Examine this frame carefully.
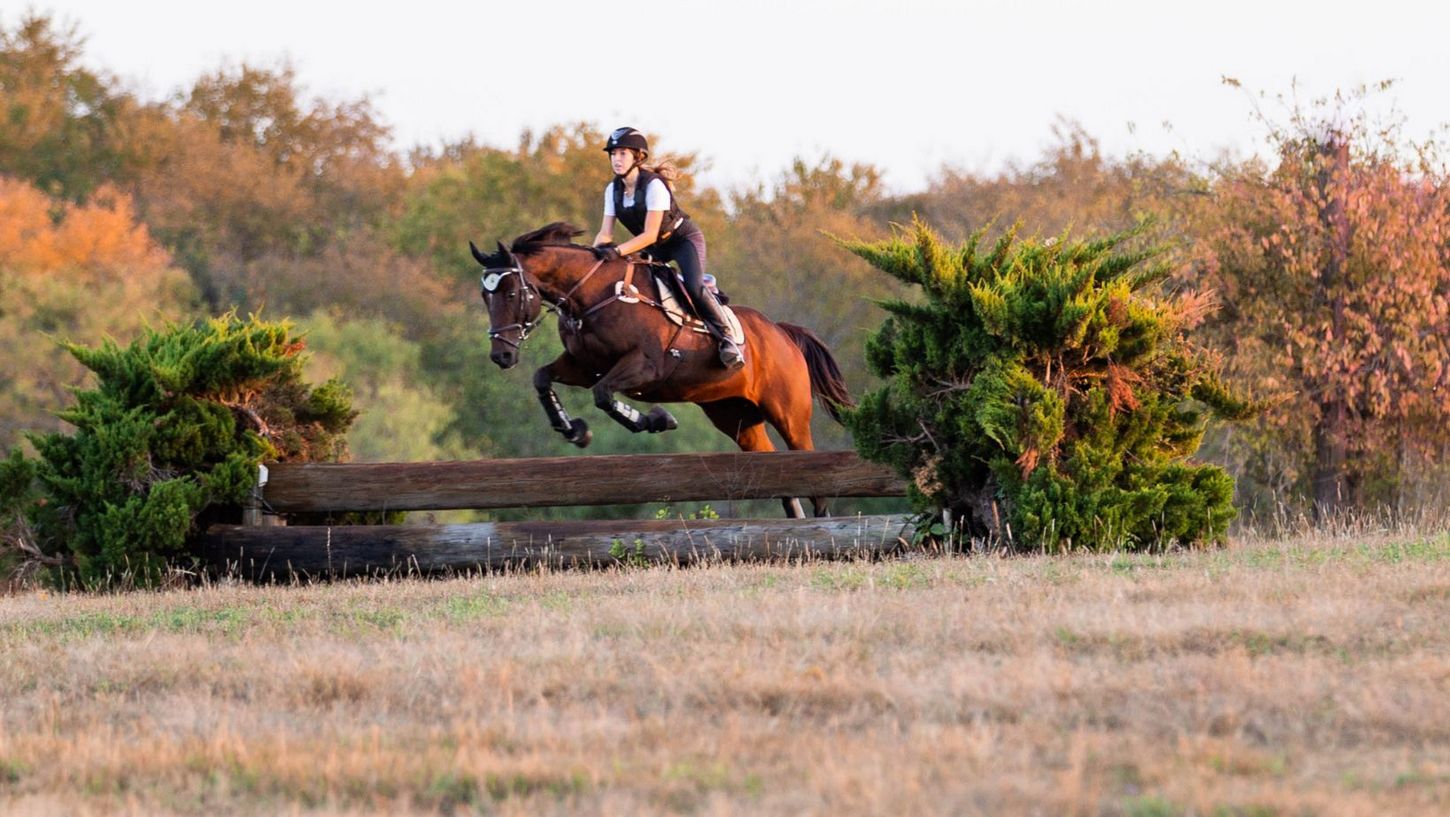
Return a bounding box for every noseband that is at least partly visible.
[480,264,543,349]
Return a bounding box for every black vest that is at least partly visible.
[612,168,689,241]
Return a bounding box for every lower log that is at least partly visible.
[201,514,915,579]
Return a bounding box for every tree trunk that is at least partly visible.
[1312,136,1354,520]
[1312,401,1348,516]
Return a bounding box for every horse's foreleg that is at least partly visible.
[534,357,593,447]
[592,353,677,434]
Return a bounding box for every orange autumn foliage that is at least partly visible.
[0,177,172,278]
[0,176,194,448]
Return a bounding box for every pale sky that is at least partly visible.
[17,0,1450,193]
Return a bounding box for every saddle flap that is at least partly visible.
[650,269,689,326]
[650,270,745,346]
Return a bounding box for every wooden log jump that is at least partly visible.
[259,449,906,513]
[210,450,914,578]
[204,513,914,579]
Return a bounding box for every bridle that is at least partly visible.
[480,263,544,349]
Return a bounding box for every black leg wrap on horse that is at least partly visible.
[535,383,590,447]
[602,399,649,433]
[536,386,575,435]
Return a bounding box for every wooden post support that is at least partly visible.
[241,463,269,527]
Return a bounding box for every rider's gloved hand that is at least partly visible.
[592,243,620,261]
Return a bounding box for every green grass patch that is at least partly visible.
[0,758,27,786]
[663,760,763,796]
[2,611,145,639]
[1123,794,1180,817]
[151,606,250,634]
[425,770,588,809]
[442,592,510,621]
[347,607,407,631]
[1212,805,1282,817]
[1364,535,1450,563]
[810,567,867,592]
[880,563,932,590]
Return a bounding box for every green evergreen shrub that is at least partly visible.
[839,218,1253,552]
[0,313,356,587]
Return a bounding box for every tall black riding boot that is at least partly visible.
[694,288,744,369]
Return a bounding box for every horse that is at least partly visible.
[470,222,854,518]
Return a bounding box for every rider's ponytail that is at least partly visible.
[642,156,682,183]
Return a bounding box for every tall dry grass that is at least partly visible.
[0,528,1446,816]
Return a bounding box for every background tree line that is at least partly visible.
[3,13,1447,520]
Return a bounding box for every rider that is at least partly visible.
[591,126,744,369]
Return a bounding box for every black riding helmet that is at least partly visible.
[604,126,649,157]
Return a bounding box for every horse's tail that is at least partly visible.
[778,322,854,425]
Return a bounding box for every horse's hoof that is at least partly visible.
[646,407,678,433]
[567,419,592,448]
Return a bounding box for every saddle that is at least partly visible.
[629,261,746,348]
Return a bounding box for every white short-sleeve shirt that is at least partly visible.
[603,178,671,217]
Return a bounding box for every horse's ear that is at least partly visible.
[469,241,489,266]
[496,240,509,256]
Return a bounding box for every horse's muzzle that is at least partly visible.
[490,348,518,369]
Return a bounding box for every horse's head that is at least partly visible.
[470,239,543,369]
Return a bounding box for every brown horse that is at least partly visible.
[470,222,853,517]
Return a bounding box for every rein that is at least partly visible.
[548,256,659,334]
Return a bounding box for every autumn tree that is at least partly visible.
[133,63,409,313]
[180,62,401,236]
[0,13,144,200]
[0,176,196,449]
[1190,86,1450,515]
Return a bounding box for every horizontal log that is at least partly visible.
[203,514,914,579]
[261,450,906,514]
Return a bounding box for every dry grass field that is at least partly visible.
[1,528,1447,816]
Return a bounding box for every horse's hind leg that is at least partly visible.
[699,399,805,518]
[759,385,831,517]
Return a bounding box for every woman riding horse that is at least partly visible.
[471,221,854,517]
[591,127,744,369]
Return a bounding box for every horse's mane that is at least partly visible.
[511,222,589,255]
